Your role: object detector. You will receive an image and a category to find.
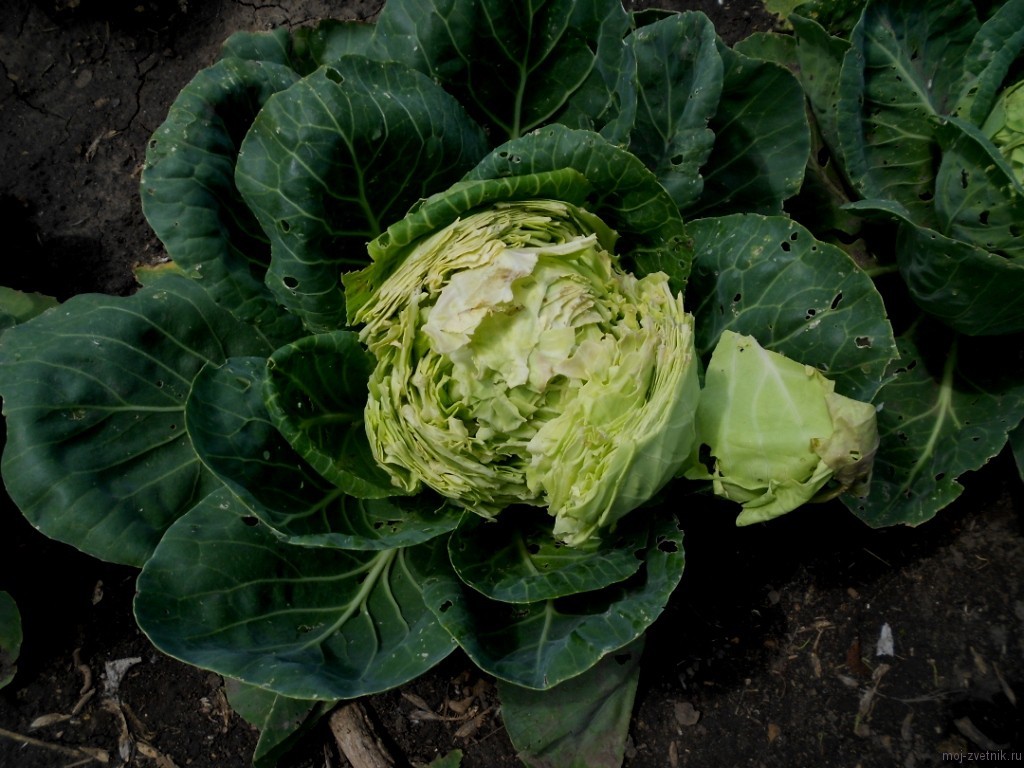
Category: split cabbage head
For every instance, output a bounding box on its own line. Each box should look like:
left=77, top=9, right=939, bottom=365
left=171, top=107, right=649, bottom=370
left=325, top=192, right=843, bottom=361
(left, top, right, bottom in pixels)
left=983, top=79, right=1024, bottom=185
left=346, top=198, right=700, bottom=546
left=691, top=331, right=879, bottom=526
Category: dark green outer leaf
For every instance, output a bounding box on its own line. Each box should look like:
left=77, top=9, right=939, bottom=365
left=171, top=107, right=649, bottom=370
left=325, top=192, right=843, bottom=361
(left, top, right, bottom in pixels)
left=845, top=324, right=1024, bottom=526
left=220, top=20, right=377, bottom=74
left=933, top=116, right=1024, bottom=259
left=139, top=57, right=303, bottom=348
left=499, top=637, right=643, bottom=768
left=235, top=57, right=488, bottom=332
left=264, top=332, right=394, bottom=497
left=850, top=196, right=1024, bottom=336
left=559, top=3, right=637, bottom=137
left=464, top=125, right=694, bottom=291
left=0, top=275, right=272, bottom=567
left=420, top=514, right=684, bottom=690
left=953, top=0, right=1024, bottom=125
left=372, top=0, right=630, bottom=140
left=622, top=12, right=722, bottom=211
left=687, top=214, right=895, bottom=402
left=134, top=488, right=457, bottom=700
left=448, top=509, right=647, bottom=603
left=750, top=25, right=873, bottom=262
left=788, top=14, right=850, bottom=155
left=734, top=30, right=797, bottom=69
left=836, top=0, right=980, bottom=220
left=792, top=0, right=867, bottom=38
left=689, top=41, right=809, bottom=217
left=366, top=0, right=472, bottom=81
left=895, top=219, right=1024, bottom=336
left=224, top=678, right=335, bottom=768
left=186, top=357, right=461, bottom=550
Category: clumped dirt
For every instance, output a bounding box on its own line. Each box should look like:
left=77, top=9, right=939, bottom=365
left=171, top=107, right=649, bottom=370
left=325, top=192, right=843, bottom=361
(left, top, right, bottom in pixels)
left=2, top=1, right=1023, bottom=767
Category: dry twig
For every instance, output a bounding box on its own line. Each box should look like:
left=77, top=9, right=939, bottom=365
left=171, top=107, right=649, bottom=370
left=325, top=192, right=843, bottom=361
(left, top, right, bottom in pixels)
left=329, top=702, right=396, bottom=768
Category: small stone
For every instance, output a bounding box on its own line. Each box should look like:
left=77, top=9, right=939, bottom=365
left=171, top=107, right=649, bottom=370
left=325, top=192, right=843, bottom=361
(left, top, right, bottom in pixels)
left=673, top=701, right=700, bottom=727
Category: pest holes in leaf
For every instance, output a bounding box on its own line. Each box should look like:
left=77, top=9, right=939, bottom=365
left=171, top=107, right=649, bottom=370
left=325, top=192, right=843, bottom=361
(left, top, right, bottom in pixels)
left=732, top=293, right=741, bottom=303
left=855, top=336, right=871, bottom=348
left=278, top=219, right=291, bottom=233
left=283, top=276, right=299, bottom=290
left=699, top=441, right=721, bottom=471
left=780, top=241, right=791, bottom=252
left=671, top=153, right=684, bottom=167
left=979, top=210, right=990, bottom=225
left=155, top=379, right=164, bottom=389
left=830, top=292, right=843, bottom=310
left=935, top=472, right=946, bottom=482
left=241, top=516, right=259, bottom=527
left=961, top=170, right=970, bottom=189
left=439, top=600, right=453, bottom=613
left=918, top=190, right=933, bottom=202
left=657, top=538, right=679, bottom=554
left=896, top=431, right=909, bottom=443
left=805, top=308, right=817, bottom=319
left=526, top=542, right=540, bottom=555
left=325, top=68, right=345, bottom=84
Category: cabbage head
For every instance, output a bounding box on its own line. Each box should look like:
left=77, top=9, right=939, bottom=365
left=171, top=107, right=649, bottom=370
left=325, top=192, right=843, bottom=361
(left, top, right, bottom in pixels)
left=691, top=331, right=878, bottom=526
left=983, top=79, right=1024, bottom=184
left=347, top=198, right=699, bottom=546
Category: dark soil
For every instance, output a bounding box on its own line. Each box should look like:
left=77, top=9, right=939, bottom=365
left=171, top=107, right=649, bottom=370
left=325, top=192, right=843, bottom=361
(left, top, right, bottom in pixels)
left=2, top=1, right=1023, bottom=767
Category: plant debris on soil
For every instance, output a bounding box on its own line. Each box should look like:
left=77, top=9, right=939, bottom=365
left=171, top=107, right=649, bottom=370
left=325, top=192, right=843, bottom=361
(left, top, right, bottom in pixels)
left=2, top=1, right=1023, bottom=767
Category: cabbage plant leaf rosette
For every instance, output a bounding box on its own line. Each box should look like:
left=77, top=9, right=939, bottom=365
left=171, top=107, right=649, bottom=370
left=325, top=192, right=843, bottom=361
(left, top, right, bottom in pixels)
left=0, top=2, right=908, bottom=766
left=346, top=197, right=700, bottom=547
